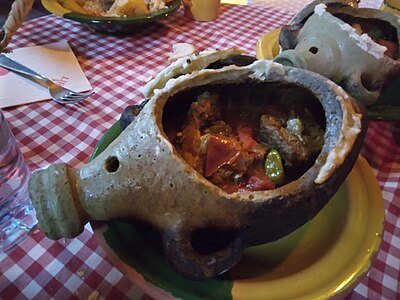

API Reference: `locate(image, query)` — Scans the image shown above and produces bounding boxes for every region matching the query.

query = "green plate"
[41,0,181,34]
[256,28,400,121]
[90,121,385,300]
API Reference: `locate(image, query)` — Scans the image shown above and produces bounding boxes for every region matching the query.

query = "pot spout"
[28,111,169,240]
[274,49,308,69]
[29,163,88,239]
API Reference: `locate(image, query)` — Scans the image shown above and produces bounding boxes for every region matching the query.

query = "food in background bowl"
[60,0,173,16]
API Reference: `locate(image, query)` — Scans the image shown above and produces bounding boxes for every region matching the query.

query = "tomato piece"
[240,175,275,191]
[239,169,275,192]
[237,127,257,150]
[205,134,241,177]
[377,38,399,59]
[237,127,267,159]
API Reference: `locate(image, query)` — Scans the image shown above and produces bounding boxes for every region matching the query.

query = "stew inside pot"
[163,83,326,193]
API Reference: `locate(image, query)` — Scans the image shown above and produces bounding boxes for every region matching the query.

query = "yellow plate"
[256,28,281,60]
[380,1,400,15]
[90,122,385,300]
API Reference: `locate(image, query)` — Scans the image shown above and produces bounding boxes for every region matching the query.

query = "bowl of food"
[29,49,369,281]
[41,0,181,34]
[256,0,400,120]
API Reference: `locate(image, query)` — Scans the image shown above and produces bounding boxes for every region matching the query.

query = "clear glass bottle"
[0,109,37,252]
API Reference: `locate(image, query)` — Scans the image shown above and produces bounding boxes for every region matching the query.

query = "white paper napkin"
[0,40,92,108]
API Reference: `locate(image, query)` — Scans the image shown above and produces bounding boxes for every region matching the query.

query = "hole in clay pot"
[191,227,237,255]
[360,73,381,92]
[105,156,120,173]
[309,46,318,54]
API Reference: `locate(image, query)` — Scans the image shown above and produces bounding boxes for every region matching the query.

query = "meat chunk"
[258,102,324,167]
[179,92,220,172]
[259,114,311,166]
[173,92,271,193]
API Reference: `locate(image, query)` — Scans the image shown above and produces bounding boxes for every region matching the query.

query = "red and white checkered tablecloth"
[0,2,399,300]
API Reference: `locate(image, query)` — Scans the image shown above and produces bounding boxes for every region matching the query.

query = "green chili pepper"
[265,150,285,185]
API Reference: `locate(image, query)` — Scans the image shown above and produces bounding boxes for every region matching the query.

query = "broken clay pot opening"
[162,81,326,193]
[332,13,399,59]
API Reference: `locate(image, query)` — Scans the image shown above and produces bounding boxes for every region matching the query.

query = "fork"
[0,54,93,104]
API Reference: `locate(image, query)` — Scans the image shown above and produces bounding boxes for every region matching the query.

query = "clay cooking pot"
[29,59,366,280]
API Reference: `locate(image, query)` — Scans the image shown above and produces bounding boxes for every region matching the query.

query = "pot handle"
[342,72,381,106]
[162,220,243,280]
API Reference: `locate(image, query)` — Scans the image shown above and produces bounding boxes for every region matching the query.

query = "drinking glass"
[0,109,37,252]
[183,0,221,21]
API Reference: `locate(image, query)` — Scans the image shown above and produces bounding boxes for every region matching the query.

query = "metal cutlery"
[0,54,93,104]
